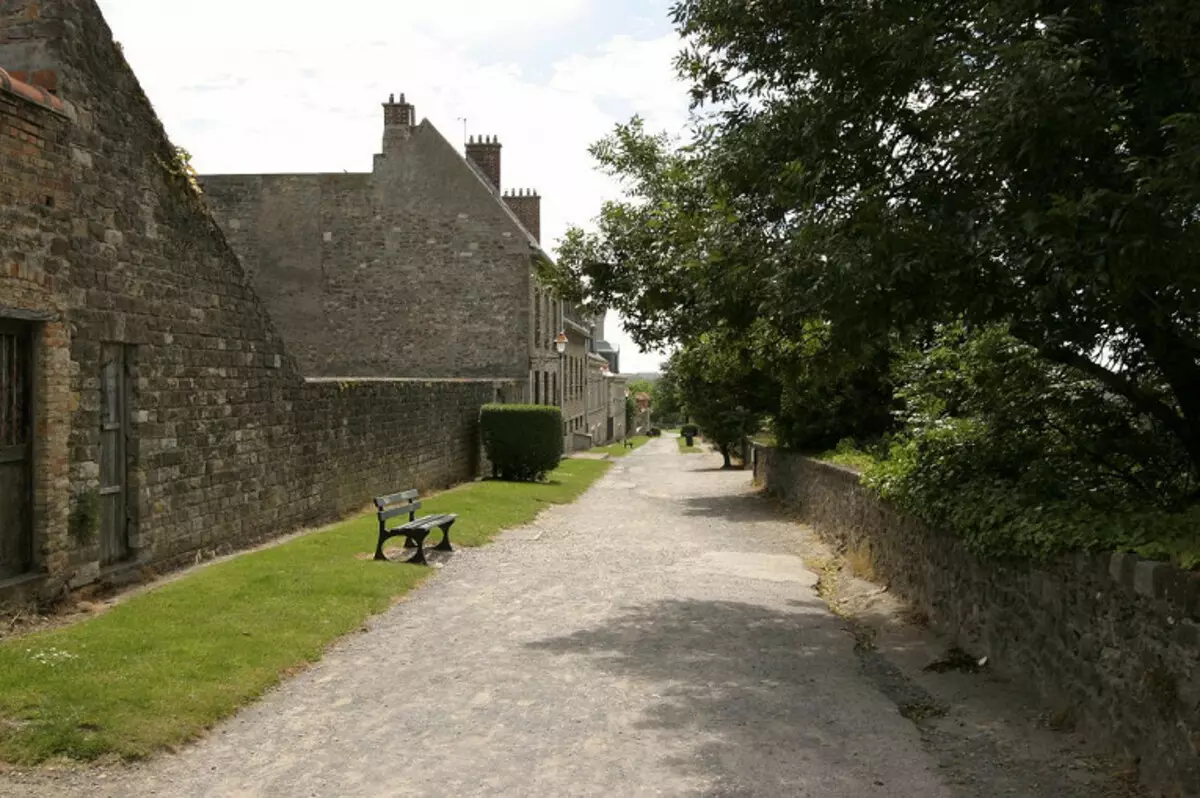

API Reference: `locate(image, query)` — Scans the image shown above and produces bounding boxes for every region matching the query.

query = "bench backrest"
[374,489,420,524]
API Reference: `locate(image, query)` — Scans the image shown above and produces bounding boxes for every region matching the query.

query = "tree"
[652,370,684,423]
[667,0,1200,477]
[667,332,772,468]
[557,1,1200,485]
[626,378,655,399]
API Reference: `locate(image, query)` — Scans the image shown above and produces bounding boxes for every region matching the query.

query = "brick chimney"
[503,188,541,243]
[382,93,416,152]
[466,135,502,190]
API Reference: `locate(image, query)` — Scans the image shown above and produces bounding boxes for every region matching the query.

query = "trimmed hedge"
[481,404,564,481]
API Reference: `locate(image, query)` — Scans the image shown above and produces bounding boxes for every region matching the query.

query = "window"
[534,370,541,404]
[543,372,549,406]
[534,291,542,349]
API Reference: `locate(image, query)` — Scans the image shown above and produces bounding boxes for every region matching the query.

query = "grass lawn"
[590,435,651,458]
[0,458,611,765]
[678,435,705,454]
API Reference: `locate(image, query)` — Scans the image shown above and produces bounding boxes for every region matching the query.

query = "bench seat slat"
[374,489,419,509]
[392,513,455,531]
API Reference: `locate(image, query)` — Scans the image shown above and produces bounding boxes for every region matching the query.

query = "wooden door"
[99,343,129,565]
[0,321,33,578]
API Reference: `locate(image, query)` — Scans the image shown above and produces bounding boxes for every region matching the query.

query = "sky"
[95,0,692,374]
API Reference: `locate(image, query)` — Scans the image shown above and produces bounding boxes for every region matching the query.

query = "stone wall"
[202,118,534,381]
[0,0,507,604]
[752,445,1200,794]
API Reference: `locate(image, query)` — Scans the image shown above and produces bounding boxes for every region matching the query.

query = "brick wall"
[752,445,1200,795]
[0,75,73,603]
[0,0,509,604]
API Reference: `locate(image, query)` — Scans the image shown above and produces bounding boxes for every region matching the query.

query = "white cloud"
[97,0,682,372]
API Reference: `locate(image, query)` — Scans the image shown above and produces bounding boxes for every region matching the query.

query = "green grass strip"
[677,435,705,454]
[589,435,651,458]
[0,458,612,765]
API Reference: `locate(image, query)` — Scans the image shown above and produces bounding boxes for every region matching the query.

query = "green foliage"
[815,439,879,473]
[68,490,99,546]
[863,325,1198,563]
[652,371,685,425]
[626,378,654,398]
[481,404,564,482]
[0,458,610,764]
[551,0,1200,564]
[668,333,768,468]
[668,0,1200,474]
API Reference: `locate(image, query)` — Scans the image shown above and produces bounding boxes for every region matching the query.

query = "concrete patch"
[685,551,819,586]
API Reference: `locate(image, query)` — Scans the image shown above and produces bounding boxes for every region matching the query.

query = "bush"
[680,424,699,437]
[648,428,662,437]
[481,404,564,481]
[862,325,1200,566]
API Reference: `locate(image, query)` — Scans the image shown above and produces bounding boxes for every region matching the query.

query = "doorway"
[0,321,33,578]
[99,343,130,565]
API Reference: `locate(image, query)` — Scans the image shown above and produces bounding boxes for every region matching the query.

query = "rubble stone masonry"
[0,0,508,605]
[752,445,1200,795]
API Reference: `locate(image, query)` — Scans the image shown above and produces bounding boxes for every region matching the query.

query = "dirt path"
[0,438,1136,797]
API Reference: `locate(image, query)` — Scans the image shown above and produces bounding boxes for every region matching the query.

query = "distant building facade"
[204,95,628,451]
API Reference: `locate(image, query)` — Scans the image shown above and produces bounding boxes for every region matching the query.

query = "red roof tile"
[0,66,66,114]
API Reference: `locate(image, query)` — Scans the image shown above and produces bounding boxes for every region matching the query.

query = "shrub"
[862,324,1200,566]
[680,424,699,437]
[481,404,564,481]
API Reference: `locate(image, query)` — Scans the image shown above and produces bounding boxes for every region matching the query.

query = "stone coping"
[752,443,1200,621]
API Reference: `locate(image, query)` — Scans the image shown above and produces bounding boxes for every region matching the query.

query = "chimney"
[466,135,502,190]
[503,188,542,243]
[382,92,416,152]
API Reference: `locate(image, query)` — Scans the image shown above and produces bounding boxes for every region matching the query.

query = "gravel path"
[0,438,1122,797]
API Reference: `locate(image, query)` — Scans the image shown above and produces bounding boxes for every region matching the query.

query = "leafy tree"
[667,0,1200,477]
[652,370,685,423]
[667,332,772,467]
[626,378,655,399]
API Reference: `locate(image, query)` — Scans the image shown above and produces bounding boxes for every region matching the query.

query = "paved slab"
[5,439,960,797]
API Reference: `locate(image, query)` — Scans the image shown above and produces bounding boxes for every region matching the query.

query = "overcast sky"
[96,0,689,373]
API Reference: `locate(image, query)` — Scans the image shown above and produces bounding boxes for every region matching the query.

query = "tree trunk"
[721,446,732,469]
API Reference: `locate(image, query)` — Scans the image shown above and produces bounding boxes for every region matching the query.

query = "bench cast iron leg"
[405,530,429,566]
[374,534,389,562]
[434,520,455,552]
[404,535,418,549]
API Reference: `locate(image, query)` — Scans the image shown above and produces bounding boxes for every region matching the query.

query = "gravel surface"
[0,438,1136,797]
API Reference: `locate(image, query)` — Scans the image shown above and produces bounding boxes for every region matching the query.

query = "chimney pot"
[465,133,503,190]
[382,92,416,152]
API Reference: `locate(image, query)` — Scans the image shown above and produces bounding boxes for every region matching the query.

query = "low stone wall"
[752,444,1200,794]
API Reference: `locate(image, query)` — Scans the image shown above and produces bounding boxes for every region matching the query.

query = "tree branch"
[1034,343,1187,441]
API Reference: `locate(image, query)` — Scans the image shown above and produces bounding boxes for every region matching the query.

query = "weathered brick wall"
[202,119,533,381]
[752,445,1200,794]
[0,72,74,604]
[0,0,506,603]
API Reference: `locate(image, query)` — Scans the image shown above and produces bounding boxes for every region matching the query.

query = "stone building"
[201,97,537,382]
[0,0,513,606]
[202,93,628,451]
